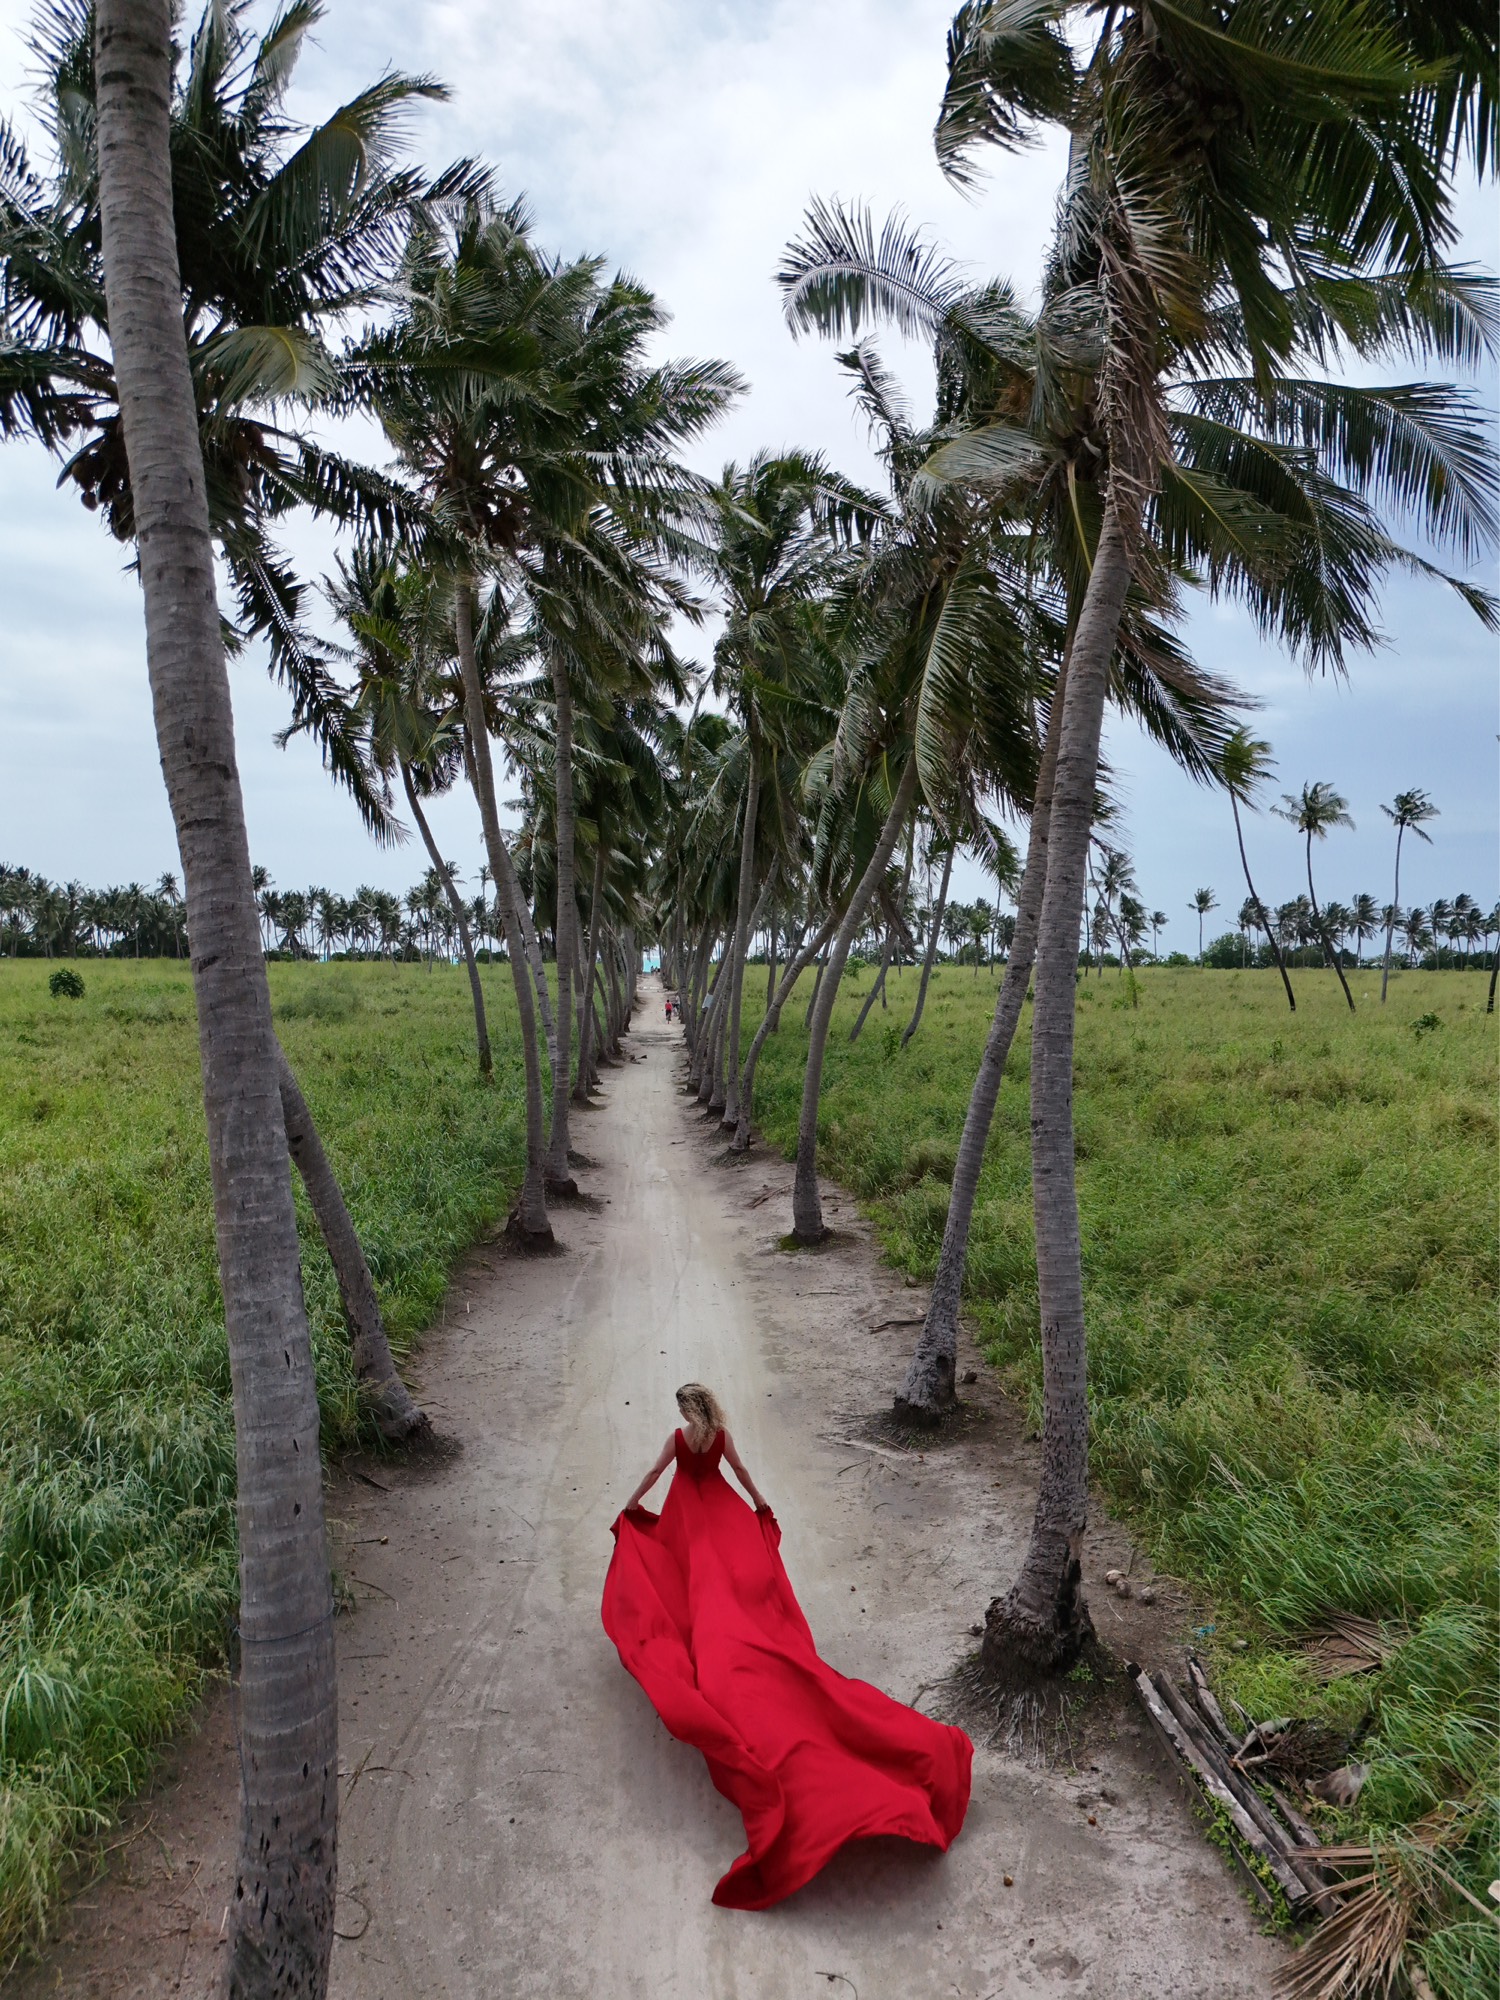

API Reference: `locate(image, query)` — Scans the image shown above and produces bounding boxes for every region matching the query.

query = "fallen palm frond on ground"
[1302,1615,1403,1684]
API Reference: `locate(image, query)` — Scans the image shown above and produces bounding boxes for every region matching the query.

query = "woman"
[603,1383,972,1909]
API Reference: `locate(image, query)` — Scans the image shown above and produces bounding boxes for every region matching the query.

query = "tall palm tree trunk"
[576,846,606,1101]
[721,744,760,1131]
[792,756,920,1243]
[275,1042,428,1441]
[692,928,720,1072]
[454,585,552,1242]
[1306,835,1356,1011]
[803,946,827,1030]
[546,656,578,1180]
[94,5,338,1987]
[896,671,1065,1424]
[1230,792,1295,1012]
[903,843,953,1047]
[400,765,492,1077]
[511,891,557,1066]
[732,912,837,1153]
[1380,825,1406,1003]
[983,499,1137,1680]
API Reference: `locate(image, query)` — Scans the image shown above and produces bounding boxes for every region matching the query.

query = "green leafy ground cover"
[751,966,1497,1995]
[0,960,527,1959]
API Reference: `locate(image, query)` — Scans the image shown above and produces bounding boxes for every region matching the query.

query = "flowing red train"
[602,1428,973,1909]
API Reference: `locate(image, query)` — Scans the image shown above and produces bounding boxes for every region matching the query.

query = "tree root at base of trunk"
[503,1210,559,1254]
[892,1346,956,1429]
[980,1571,1095,1685]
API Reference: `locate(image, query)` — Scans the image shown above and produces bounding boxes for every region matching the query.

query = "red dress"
[602,1428,973,1909]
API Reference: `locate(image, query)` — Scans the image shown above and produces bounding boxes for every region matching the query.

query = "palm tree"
[1274,783,1357,1010]
[1429,896,1455,967]
[91,2,337,1985]
[1189,888,1218,964]
[1149,910,1167,961]
[1402,905,1432,966]
[364,193,735,1215]
[327,548,494,1075]
[1379,789,1440,999]
[1219,727,1296,1008]
[1451,892,1479,966]
[700,452,870,1135]
[1349,892,1380,967]
[2,0,461,836]
[903,835,955,1044]
[878,0,1497,1674]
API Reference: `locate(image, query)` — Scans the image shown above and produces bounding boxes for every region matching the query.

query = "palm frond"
[935,0,1077,188]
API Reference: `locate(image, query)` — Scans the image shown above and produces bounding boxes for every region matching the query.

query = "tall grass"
[750,966,1497,1993]
[0,959,528,1960]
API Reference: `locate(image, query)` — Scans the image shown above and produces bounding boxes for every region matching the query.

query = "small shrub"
[1412,1011,1441,1039]
[47,968,84,1000]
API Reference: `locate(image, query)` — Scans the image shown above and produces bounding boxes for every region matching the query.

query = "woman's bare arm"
[722,1431,769,1511]
[623,1435,676,1512]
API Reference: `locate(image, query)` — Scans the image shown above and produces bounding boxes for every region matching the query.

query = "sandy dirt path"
[11,980,1283,1999]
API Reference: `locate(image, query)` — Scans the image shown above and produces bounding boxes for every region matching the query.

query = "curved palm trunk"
[803,947,827,1030]
[546,655,578,1182]
[400,765,492,1078]
[516,893,557,1067]
[903,843,953,1047]
[454,585,552,1242]
[896,671,1066,1424]
[703,974,730,1110]
[1306,834,1356,1011]
[983,500,1138,1681]
[792,756,920,1243]
[849,932,893,1041]
[575,846,606,1103]
[94,6,337,1986]
[1380,826,1405,1003]
[732,912,837,1153]
[275,1042,428,1442]
[721,744,760,1131]
[1230,792,1295,1012]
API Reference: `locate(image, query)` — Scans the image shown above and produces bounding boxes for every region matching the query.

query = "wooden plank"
[1156,1674,1338,1915]
[1131,1670,1311,1908]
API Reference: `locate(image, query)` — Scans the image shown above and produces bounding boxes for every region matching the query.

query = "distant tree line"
[0,860,531,965]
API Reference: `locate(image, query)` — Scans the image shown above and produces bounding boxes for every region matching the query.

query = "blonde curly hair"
[675,1382,726,1450]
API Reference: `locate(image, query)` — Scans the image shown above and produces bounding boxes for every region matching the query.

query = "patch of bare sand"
[8,980,1283,1999]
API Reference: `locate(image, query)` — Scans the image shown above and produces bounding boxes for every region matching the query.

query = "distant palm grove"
[0,1,1495,1997]
[4,858,1496,976]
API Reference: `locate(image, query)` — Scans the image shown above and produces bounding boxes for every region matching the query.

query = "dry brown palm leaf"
[1302,1614,1402,1682]
[1279,1817,1500,2000]
[1273,1867,1415,2000]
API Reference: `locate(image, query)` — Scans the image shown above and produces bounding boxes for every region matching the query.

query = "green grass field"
[750,964,1497,1996]
[0,959,527,1959]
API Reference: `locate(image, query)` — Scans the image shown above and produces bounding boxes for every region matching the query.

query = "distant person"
[603,1383,972,1908]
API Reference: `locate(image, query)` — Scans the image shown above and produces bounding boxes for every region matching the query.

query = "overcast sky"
[0,0,1495,952]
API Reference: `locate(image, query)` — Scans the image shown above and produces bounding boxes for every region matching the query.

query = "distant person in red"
[603,1383,972,1908]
